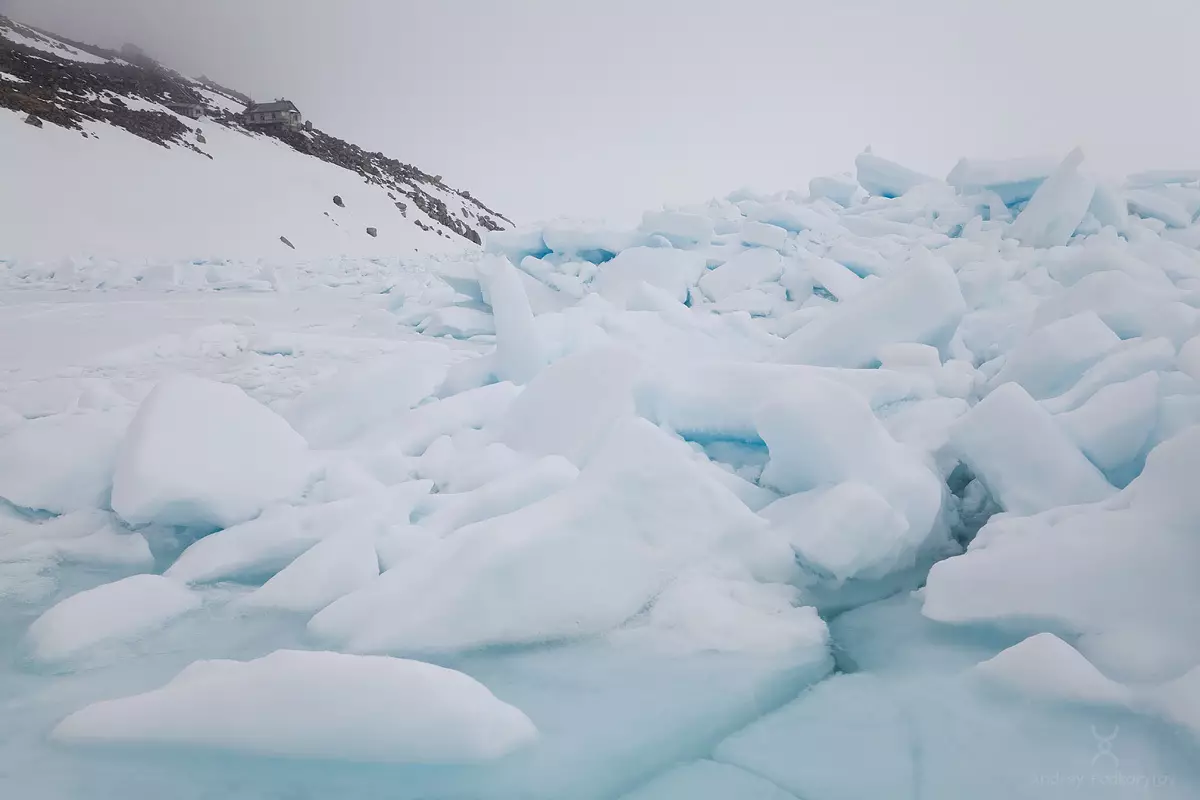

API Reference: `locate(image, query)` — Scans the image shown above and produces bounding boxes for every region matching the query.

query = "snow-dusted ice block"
[111,375,310,529]
[242,531,379,612]
[1127,189,1193,228]
[714,673,915,800]
[755,377,943,574]
[1040,337,1176,414]
[309,418,767,653]
[777,253,965,368]
[946,156,1056,206]
[808,173,859,206]
[619,759,799,800]
[417,306,496,338]
[738,220,788,250]
[639,210,714,247]
[54,649,538,763]
[638,361,935,442]
[989,311,1120,399]
[496,346,641,466]
[0,411,128,514]
[592,246,706,306]
[855,152,937,198]
[28,574,199,661]
[1008,148,1096,247]
[698,248,784,302]
[759,482,910,583]
[948,382,1114,516]
[1057,371,1159,485]
[166,482,431,584]
[477,255,545,385]
[416,455,579,535]
[282,342,456,448]
[926,427,1200,681]
[973,633,1131,706]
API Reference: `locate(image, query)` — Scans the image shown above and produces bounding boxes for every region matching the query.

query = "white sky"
[5,0,1199,225]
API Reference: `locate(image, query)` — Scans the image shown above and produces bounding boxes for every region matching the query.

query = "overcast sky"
[5,0,1198,225]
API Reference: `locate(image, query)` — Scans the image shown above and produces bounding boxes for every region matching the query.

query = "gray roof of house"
[246,100,299,114]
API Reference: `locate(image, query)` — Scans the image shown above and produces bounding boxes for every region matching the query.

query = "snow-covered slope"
[0,16,510,260]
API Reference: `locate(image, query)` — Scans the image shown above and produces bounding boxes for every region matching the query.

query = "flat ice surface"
[4,142,1200,799]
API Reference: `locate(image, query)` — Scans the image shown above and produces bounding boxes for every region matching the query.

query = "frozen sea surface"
[3,150,1200,798]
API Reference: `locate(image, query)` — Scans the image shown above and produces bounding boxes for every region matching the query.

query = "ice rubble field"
[3,150,1200,799]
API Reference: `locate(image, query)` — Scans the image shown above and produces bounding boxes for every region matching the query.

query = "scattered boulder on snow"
[365,226,377,237]
[333,195,344,207]
[24,114,43,128]
[279,235,295,249]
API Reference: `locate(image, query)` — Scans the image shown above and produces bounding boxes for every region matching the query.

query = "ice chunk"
[496,346,642,466]
[1031,269,1185,342]
[827,239,890,278]
[166,483,430,584]
[714,673,915,800]
[619,759,799,800]
[309,418,765,653]
[609,572,827,655]
[948,382,1115,515]
[111,375,309,529]
[755,379,943,574]
[925,427,1200,680]
[802,255,866,300]
[53,649,537,763]
[855,151,937,198]
[1040,337,1176,414]
[878,342,941,371]
[988,311,1120,399]
[416,455,579,534]
[738,220,788,250]
[282,343,456,448]
[639,361,935,442]
[759,482,909,582]
[28,574,199,661]
[417,306,496,338]
[383,381,522,455]
[946,156,1056,206]
[1127,188,1193,228]
[1180,334,1200,382]
[777,253,966,368]
[477,255,545,384]
[639,210,714,247]
[698,248,784,302]
[242,532,379,612]
[973,633,1131,706]
[1126,169,1200,188]
[808,173,859,206]
[592,246,706,306]
[0,411,127,514]
[1089,181,1129,230]
[1007,147,1096,247]
[1057,372,1159,485]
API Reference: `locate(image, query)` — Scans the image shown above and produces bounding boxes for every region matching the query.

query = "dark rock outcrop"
[280,236,295,249]
[365,227,377,237]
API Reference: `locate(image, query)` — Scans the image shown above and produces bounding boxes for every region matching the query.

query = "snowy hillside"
[3,138,1200,798]
[0,16,510,260]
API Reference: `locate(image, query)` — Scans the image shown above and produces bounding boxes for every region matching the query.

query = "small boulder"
[24,114,43,128]
[395,201,407,216]
[366,227,378,237]
[333,195,345,208]
[280,236,295,249]
[196,133,206,144]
